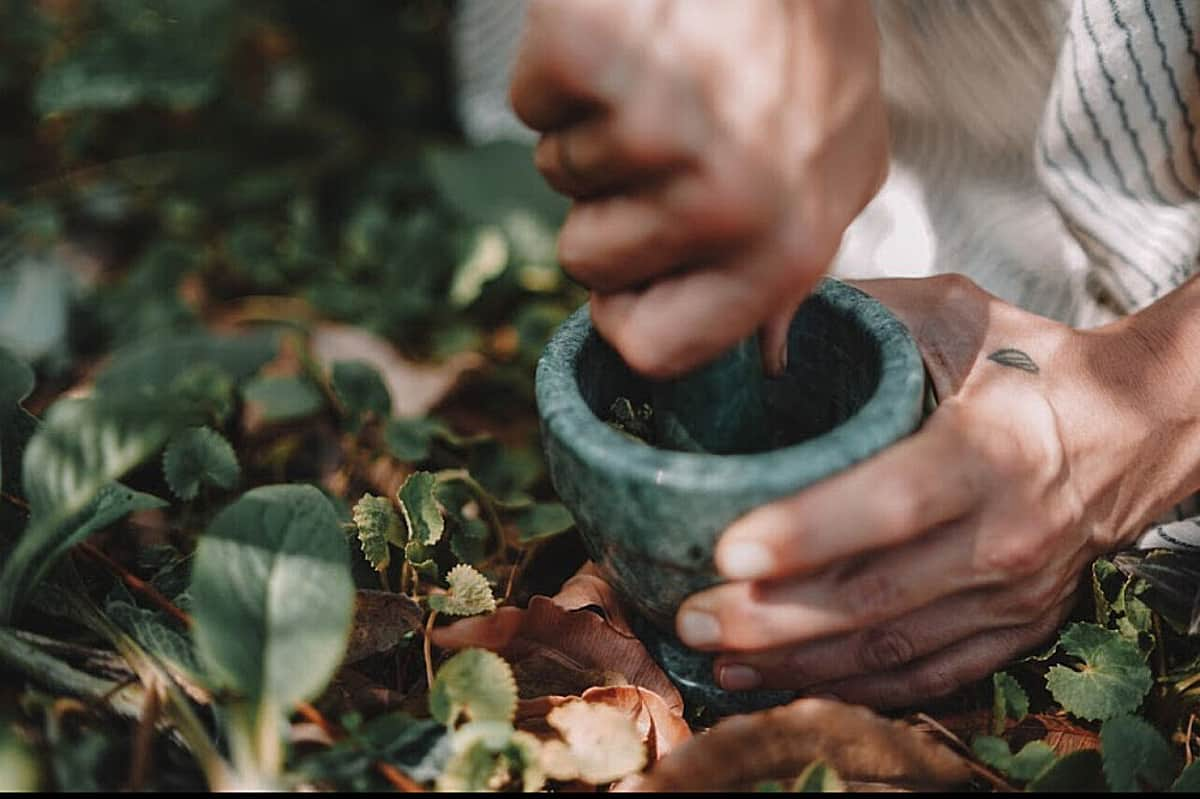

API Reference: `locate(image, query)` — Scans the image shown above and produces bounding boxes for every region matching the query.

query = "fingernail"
[677,611,721,647]
[719,542,774,580]
[719,664,762,691]
[775,337,788,377]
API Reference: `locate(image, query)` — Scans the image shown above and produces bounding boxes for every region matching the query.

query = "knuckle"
[980,536,1045,580]
[911,668,960,700]
[857,627,915,673]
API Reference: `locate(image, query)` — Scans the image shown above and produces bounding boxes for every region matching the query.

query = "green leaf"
[514,503,574,544]
[449,517,491,565]
[1046,623,1152,721]
[0,346,37,495]
[297,713,449,790]
[974,737,1057,784]
[1172,761,1200,792]
[405,540,439,583]
[0,725,41,791]
[107,600,202,681]
[429,649,517,728]
[991,671,1028,735]
[241,375,325,424]
[0,393,173,622]
[792,760,844,793]
[0,255,71,362]
[96,330,278,398]
[1100,715,1174,792]
[1026,749,1106,793]
[331,360,391,431]
[399,471,444,546]
[162,426,239,500]
[424,141,568,227]
[449,225,509,308]
[428,564,496,617]
[190,484,354,707]
[352,494,402,572]
[384,417,443,462]
[437,721,544,792]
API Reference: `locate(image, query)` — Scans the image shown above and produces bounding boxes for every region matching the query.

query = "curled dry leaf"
[541,699,647,784]
[550,562,635,637]
[311,323,483,417]
[622,698,972,792]
[431,595,682,712]
[343,590,424,664]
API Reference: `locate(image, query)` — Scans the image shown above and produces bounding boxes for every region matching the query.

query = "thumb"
[758,304,799,378]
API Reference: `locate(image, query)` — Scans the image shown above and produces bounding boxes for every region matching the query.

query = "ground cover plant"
[2,1,1200,792]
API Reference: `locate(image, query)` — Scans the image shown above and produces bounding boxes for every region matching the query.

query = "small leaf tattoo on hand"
[987,348,1039,374]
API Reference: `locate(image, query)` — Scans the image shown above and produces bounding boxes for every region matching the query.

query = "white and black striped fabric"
[453,0,1200,551]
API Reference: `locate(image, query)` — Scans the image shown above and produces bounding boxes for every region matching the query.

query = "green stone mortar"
[535,278,930,718]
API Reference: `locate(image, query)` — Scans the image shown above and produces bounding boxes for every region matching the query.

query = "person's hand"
[672,274,1198,708]
[509,0,888,377]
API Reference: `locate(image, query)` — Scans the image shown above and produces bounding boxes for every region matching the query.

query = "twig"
[1,491,30,511]
[296,702,340,741]
[375,762,425,792]
[128,682,162,791]
[424,611,439,690]
[1187,713,1196,766]
[76,543,192,628]
[502,548,528,606]
[913,712,1015,792]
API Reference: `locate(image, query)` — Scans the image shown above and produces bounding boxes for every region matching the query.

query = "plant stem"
[127,684,162,791]
[77,542,191,627]
[424,610,440,689]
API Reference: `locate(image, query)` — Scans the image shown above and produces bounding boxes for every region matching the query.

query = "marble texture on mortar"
[535,278,929,716]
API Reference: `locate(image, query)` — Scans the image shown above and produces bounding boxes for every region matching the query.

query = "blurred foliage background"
[0,0,577,397]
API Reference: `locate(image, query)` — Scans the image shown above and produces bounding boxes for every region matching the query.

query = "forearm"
[1071,274,1200,550]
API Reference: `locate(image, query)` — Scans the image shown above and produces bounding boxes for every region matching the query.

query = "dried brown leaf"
[311,323,483,417]
[431,595,682,712]
[343,590,423,664]
[621,698,972,792]
[550,563,635,637]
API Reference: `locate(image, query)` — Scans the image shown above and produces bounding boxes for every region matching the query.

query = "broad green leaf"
[330,360,391,431]
[1172,761,1200,792]
[971,736,1012,773]
[430,649,517,727]
[1100,715,1174,792]
[0,393,173,622]
[991,671,1028,735]
[1026,749,1106,792]
[1046,623,1152,721]
[96,330,277,398]
[190,484,354,707]
[1007,741,1058,783]
[792,760,845,793]
[107,600,202,681]
[352,494,402,572]
[162,426,239,500]
[405,540,439,582]
[384,417,443,462]
[514,503,574,544]
[241,375,325,424]
[0,346,36,494]
[399,471,444,546]
[428,564,495,617]
[424,141,567,227]
[437,721,543,793]
[449,517,491,565]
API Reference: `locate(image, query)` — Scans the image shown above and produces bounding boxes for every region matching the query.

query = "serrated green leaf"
[991,671,1028,736]
[430,649,517,728]
[241,375,325,424]
[107,600,202,681]
[1172,760,1200,792]
[429,564,495,617]
[792,760,844,792]
[1027,749,1106,792]
[191,485,354,708]
[514,503,574,544]
[162,426,239,500]
[331,360,391,431]
[1100,715,1174,792]
[352,494,403,572]
[1046,623,1152,721]
[437,721,543,792]
[399,471,444,546]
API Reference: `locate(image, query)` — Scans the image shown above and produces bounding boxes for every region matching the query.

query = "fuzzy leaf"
[352,494,402,572]
[405,540,439,582]
[429,564,496,617]
[543,700,646,784]
[430,649,517,728]
[331,360,392,431]
[162,426,239,500]
[792,761,845,792]
[514,503,575,544]
[398,471,444,546]
[107,600,202,680]
[190,484,354,708]
[1045,623,1152,721]
[1100,715,1174,792]
[991,671,1028,735]
[437,721,544,792]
